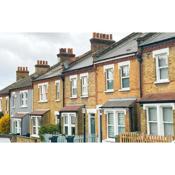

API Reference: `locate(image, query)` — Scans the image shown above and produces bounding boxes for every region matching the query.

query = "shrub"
[0,114,10,134]
[0,112,4,119]
[39,124,60,142]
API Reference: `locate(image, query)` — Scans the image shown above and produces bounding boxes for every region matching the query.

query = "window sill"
[31,134,40,138]
[104,90,114,93]
[154,80,170,84]
[119,88,130,92]
[20,106,28,108]
[38,100,48,103]
[55,99,60,102]
[70,96,77,99]
[81,95,88,98]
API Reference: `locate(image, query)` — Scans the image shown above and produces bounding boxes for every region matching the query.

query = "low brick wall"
[16,136,40,143]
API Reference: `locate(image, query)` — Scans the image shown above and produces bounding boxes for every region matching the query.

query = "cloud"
[0,32,130,90]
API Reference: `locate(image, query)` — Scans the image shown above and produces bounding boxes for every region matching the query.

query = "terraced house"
[59,33,115,141]
[93,33,153,142]
[138,33,175,136]
[31,48,77,138]
[9,61,49,136]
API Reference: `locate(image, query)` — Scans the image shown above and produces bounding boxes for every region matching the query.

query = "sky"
[0,32,130,90]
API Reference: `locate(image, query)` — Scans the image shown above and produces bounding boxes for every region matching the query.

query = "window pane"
[64,116,68,124]
[107,80,113,90]
[71,127,75,135]
[164,123,173,136]
[158,56,167,67]
[122,78,129,88]
[149,123,158,135]
[32,118,36,126]
[33,127,36,135]
[37,117,41,126]
[148,108,157,121]
[163,107,173,122]
[65,126,68,135]
[121,65,129,77]
[71,115,76,125]
[160,68,168,79]
[118,127,125,134]
[108,113,114,125]
[108,126,114,138]
[118,113,125,125]
[107,69,113,79]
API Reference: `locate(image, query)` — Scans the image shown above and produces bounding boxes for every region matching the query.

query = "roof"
[94,33,147,63]
[139,92,175,103]
[101,97,136,108]
[11,113,28,119]
[139,33,175,46]
[60,105,83,112]
[63,51,93,72]
[35,62,63,81]
[0,72,40,95]
[30,110,49,116]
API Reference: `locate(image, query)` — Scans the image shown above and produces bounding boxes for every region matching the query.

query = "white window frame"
[118,61,130,91]
[153,48,169,84]
[143,103,175,136]
[38,83,48,102]
[61,113,76,136]
[80,73,89,97]
[20,90,28,108]
[0,97,2,112]
[54,111,60,125]
[104,64,114,92]
[55,80,60,101]
[6,96,9,112]
[13,119,21,135]
[11,92,16,108]
[31,116,41,137]
[105,109,126,141]
[70,75,77,98]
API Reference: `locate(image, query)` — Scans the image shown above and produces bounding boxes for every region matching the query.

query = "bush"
[0,112,4,119]
[39,124,60,142]
[0,114,10,134]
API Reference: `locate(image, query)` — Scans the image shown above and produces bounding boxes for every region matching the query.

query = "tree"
[0,114,10,134]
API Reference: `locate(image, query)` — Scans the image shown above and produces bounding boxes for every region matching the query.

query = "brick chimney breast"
[90,32,115,53]
[16,66,29,81]
[57,48,76,64]
[35,59,50,75]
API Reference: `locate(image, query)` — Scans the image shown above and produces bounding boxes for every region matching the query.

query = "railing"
[43,134,98,143]
[117,132,175,143]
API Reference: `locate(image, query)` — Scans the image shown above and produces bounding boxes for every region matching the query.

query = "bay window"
[145,103,174,136]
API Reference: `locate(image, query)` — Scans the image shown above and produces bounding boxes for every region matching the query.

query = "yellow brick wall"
[96,58,140,105]
[33,78,63,125]
[0,96,9,115]
[142,46,175,95]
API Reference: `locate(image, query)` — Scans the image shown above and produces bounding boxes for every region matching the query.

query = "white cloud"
[0,32,130,90]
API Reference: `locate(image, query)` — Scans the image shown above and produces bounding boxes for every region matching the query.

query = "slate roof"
[60,105,83,112]
[94,33,147,63]
[0,72,40,96]
[30,109,50,116]
[34,62,62,81]
[139,33,175,46]
[139,92,175,103]
[63,51,93,72]
[101,97,136,108]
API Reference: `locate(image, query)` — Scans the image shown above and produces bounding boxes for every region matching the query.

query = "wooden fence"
[117,132,175,143]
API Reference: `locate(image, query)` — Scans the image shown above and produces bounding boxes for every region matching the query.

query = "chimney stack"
[90,32,115,53]
[57,48,76,64]
[16,67,29,81]
[35,60,50,75]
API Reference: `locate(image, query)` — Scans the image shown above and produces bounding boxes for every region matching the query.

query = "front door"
[89,113,96,135]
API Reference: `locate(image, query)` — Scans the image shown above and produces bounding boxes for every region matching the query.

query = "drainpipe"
[83,105,86,143]
[136,48,143,98]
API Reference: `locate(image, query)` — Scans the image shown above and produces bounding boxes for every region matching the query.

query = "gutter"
[94,53,136,65]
